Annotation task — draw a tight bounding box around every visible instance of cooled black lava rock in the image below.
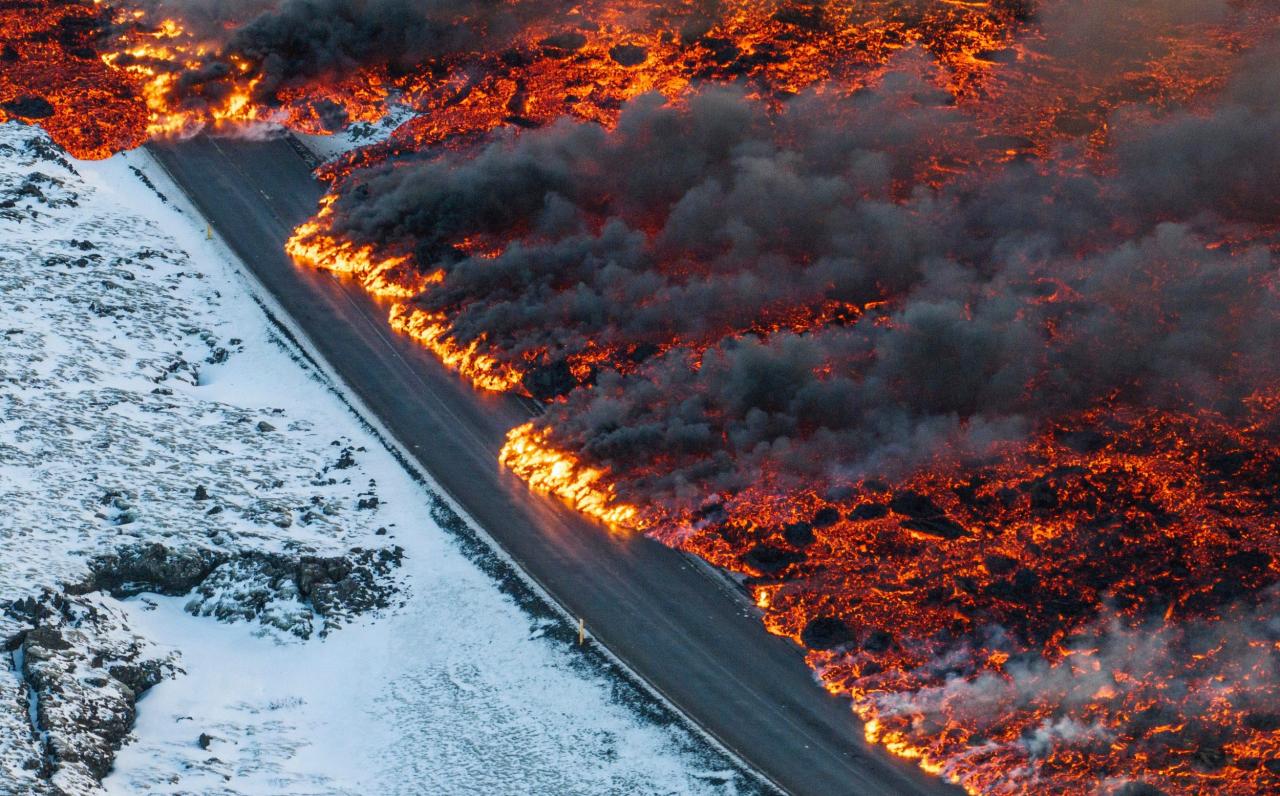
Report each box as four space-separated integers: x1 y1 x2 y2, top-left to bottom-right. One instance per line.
679 17 714 45
2 96 55 119
890 490 969 538
810 507 841 527
800 616 854 651
983 554 1018 576
1113 784 1169 796
627 342 661 363
1056 428 1112 453
1 44 18 62
979 133 1036 152
743 543 804 575
862 629 894 653
1206 450 1253 477
782 521 815 547
310 98 350 133
900 516 969 539
848 503 889 521
1011 567 1040 595
693 501 727 524
889 490 944 519
1025 476 1061 510
1227 549 1272 576
773 5 825 30
1053 113 1097 137
523 359 578 401
609 44 649 66
1191 744 1229 772
541 32 587 56
1244 712 1280 732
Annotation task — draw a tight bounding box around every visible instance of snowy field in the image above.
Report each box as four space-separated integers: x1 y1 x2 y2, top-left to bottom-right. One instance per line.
0 121 757 795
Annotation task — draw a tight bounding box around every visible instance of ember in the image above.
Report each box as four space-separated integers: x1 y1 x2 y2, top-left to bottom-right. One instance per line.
6 1 1280 792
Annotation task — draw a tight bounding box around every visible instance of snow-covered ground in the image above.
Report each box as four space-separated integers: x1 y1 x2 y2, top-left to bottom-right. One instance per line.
295 103 418 162
0 121 757 795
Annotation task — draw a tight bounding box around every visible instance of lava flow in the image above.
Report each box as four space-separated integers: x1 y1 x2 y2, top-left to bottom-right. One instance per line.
5 1 1280 793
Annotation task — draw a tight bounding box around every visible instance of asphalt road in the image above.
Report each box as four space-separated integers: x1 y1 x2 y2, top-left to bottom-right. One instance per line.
148 134 962 796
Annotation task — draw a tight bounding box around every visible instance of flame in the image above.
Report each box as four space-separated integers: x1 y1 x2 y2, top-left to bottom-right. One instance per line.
285 195 437 300
500 423 641 530
389 304 526 393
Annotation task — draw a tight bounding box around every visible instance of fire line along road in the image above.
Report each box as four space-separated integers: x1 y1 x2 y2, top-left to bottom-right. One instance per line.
149 133 963 796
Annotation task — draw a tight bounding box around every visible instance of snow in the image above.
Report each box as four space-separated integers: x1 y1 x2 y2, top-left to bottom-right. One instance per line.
294 103 418 163
0 121 757 795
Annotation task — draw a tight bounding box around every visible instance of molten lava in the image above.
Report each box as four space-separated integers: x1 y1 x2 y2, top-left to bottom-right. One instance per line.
7 1 1280 793
501 422 640 529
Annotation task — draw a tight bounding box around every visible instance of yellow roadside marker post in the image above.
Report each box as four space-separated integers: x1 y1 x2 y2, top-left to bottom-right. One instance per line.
577 618 585 646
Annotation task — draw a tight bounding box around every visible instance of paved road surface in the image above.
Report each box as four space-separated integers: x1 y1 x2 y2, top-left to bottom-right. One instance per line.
149 134 962 796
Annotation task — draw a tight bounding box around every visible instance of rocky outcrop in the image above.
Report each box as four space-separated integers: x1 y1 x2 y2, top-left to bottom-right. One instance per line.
1 541 404 793
69 542 404 639
70 544 226 600
4 592 178 795
186 546 405 638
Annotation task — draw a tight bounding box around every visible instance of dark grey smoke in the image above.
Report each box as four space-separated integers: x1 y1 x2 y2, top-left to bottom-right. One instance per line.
328 72 983 380
130 0 567 119
1115 38 1280 225
313 37 1280 507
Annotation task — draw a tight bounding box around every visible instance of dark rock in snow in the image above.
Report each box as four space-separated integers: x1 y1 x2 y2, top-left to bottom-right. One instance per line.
5 591 179 788
75 543 228 598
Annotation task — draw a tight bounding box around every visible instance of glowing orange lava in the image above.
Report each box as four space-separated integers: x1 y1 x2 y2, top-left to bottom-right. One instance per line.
500 423 641 530
7 1 1280 793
